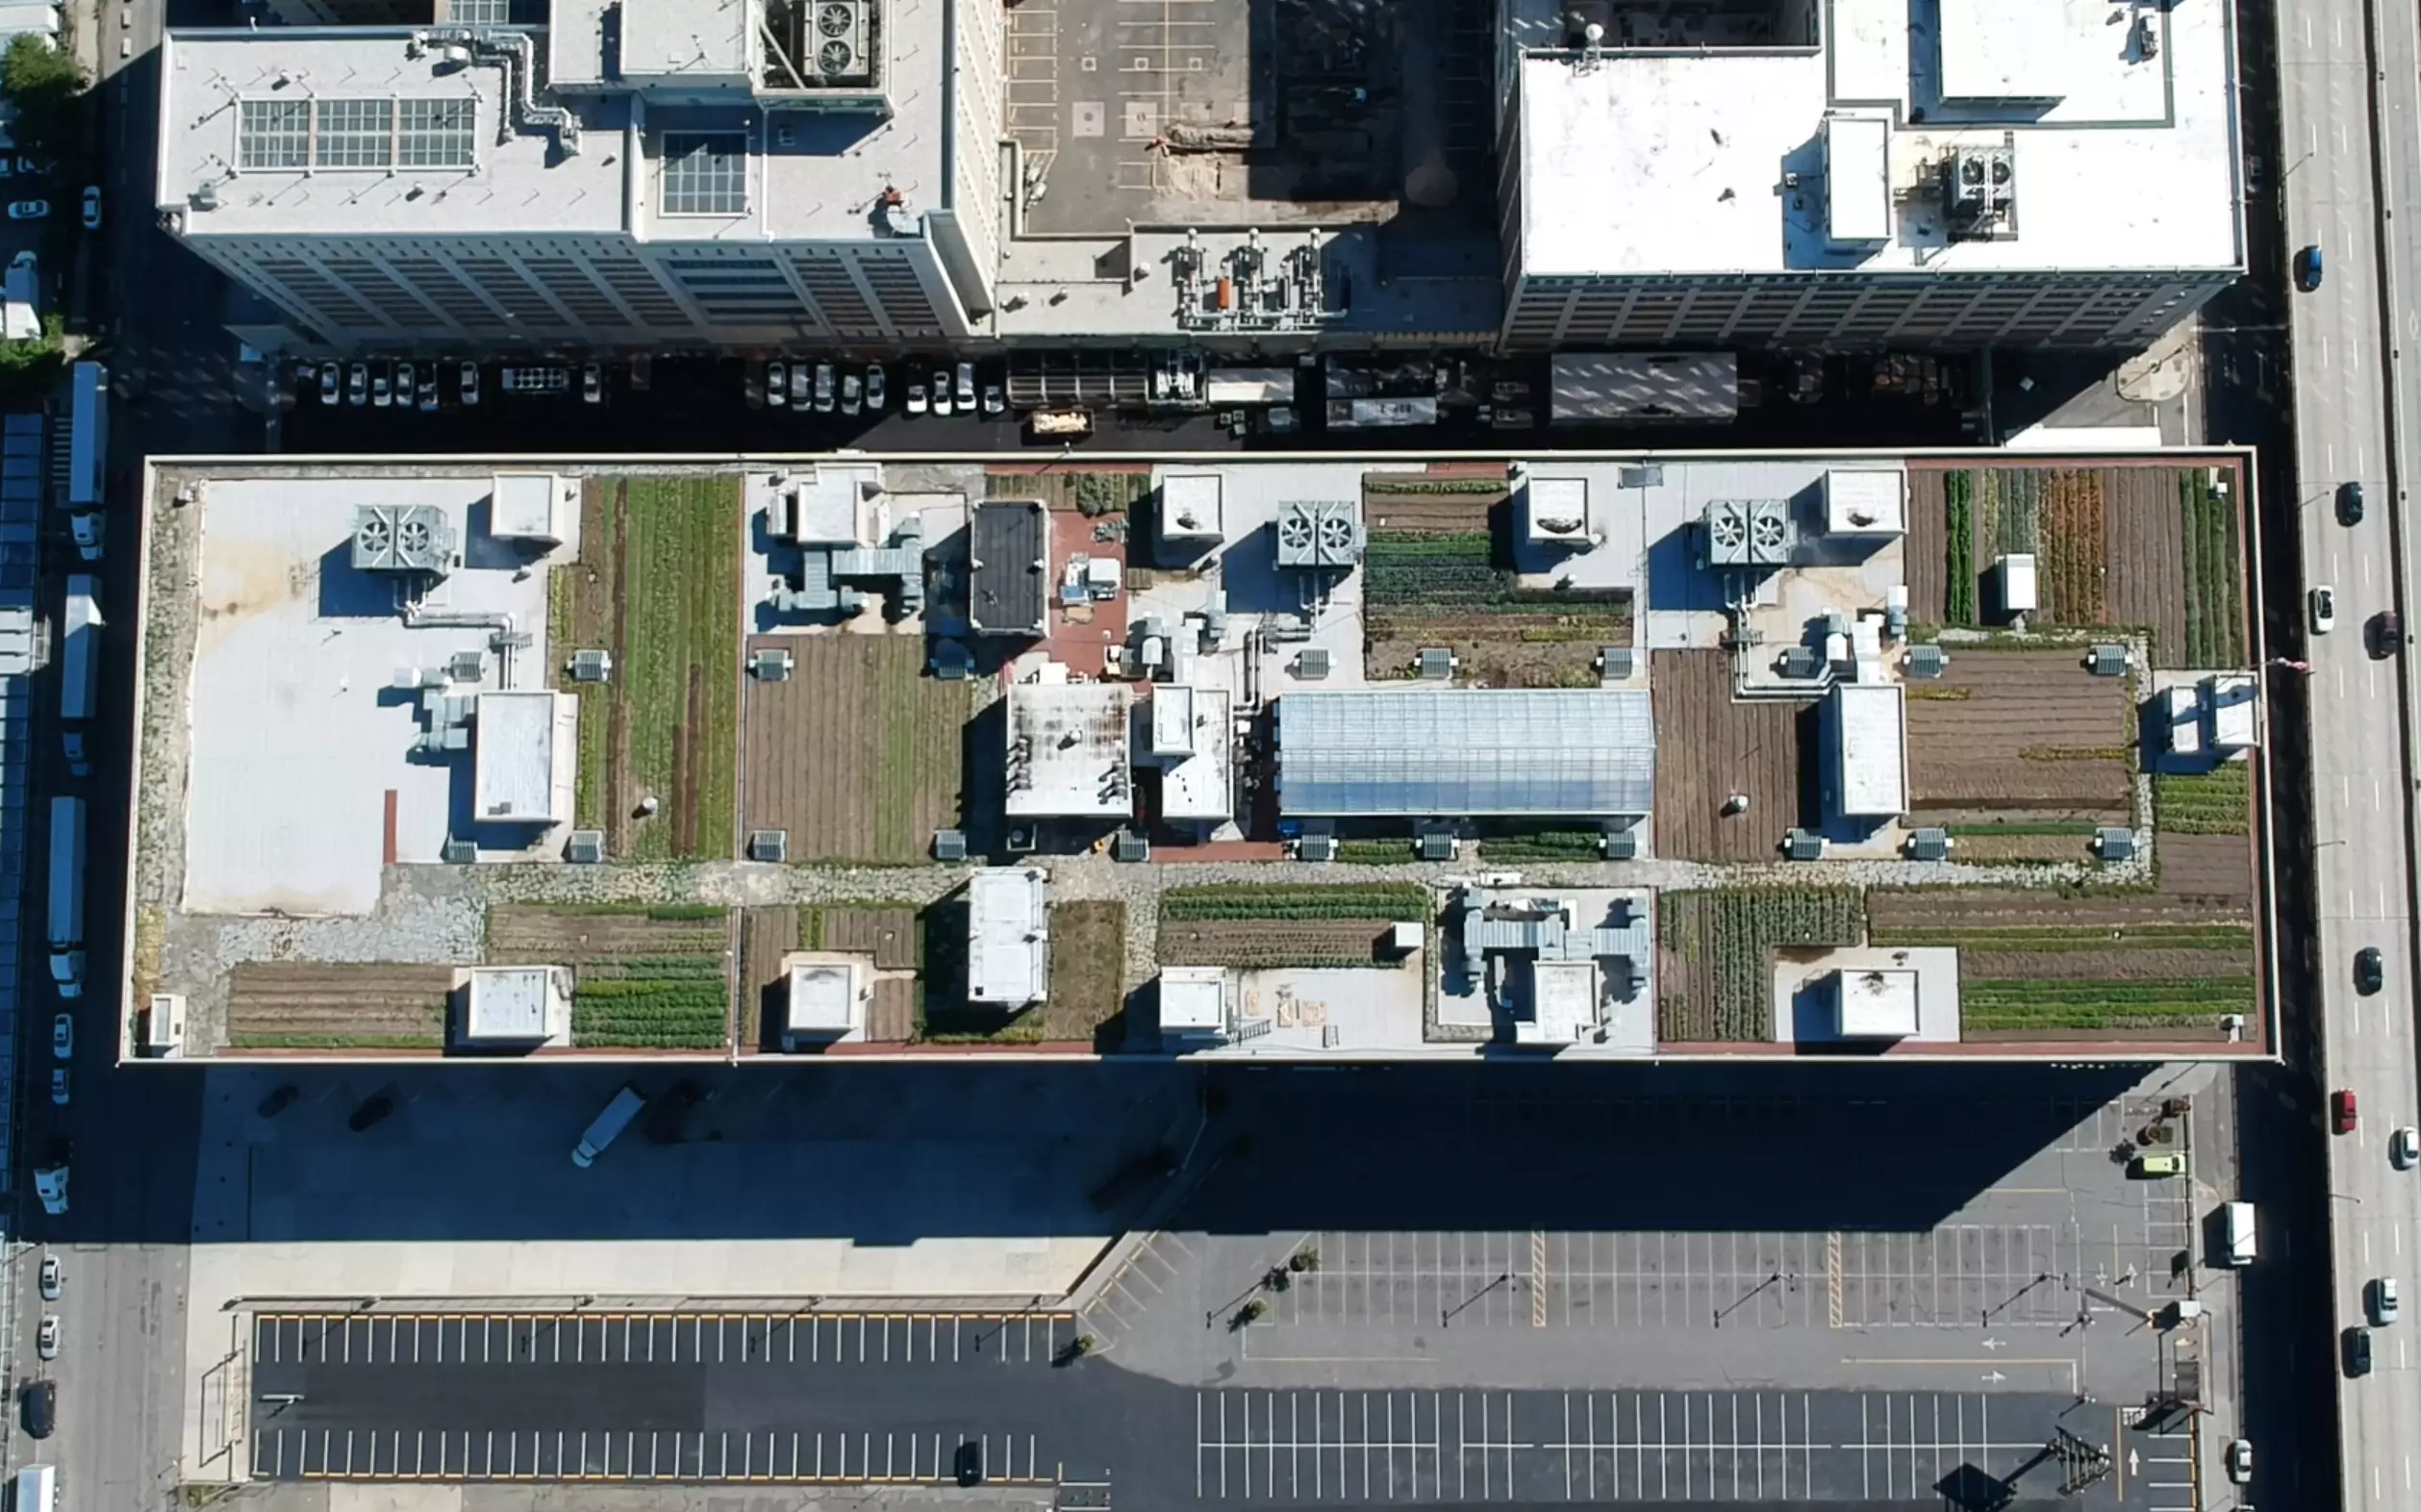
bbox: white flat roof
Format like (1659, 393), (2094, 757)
(968, 868), (1048, 1007)
(1517, 0), (2239, 278)
(1161, 474), (1224, 541)
(1824, 115), (1892, 243)
(1940, 0), (2074, 101)
(473, 691), (571, 823)
(1824, 469), (1906, 536)
(491, 473), (566, 542)
(1835, 967), (1920, 1038)
(1006, 681), (1132, 818)
(465, 966), (556, 1042)
(1156, 686), (1233, 822)
(1830, 683), (1907, 819)
(1159, 966), (1228, 1031)
(788, 961), (862, 1033)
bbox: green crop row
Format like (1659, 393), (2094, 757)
(1945, 472), (1977, 625)
(1477, 830), (1606, 859)
(2180, 471), (2245, 666)
(1162, 883), (1431, 921)
(1869, 924), (2253, 949)
(2155, 766), (2250, 835)
(1960, 975), (2254, 1030)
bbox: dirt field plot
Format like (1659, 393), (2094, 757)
(1653, 888), (1865, 1044)
(1906, 652), (2132, 819)
(1045, 901), (1128, 1044)
(868, 977), (917, 1042)
(744, 635), (971, 865)
(736, 905), (798, 1050)
(225, 963), (456, 1050)
(489, 905), (733, 1050)
(1867, 881), (2254, 1040)
(1359, 475), (1507, 535)
(1363, 532), (1630, 687)
(552, 475), (743, 860)
(1650, 650), (1803, 861)
(1158, 919), (1397, 968)
(1908, 464), (2241, 664)
(806, 905), (921, 970)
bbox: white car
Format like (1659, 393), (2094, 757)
(36, 1316), (57, 1361)
(395, 362), (416, 407)
(930, 369), (953, 416)
(318, 361), (339, 403)
(79, 186), (98, 229)
(347, 362), (368, 406)
(865, 365), (886, 411)
(7, 200), (46, 220)
(371, 366), (392, 408)
(2311, 584), (2337, 634)
(905, 380), (928, 416)
(841, 371), (862, 416)
(582, 362), (602, 404)
(38, 1254), (59, 1300)
(2393, 1125), (2418, 1170)
(48, 1068), (66, 1106)
(767, 360), (788, 407)
(981, 383), (1007, 418)
(2225, 1438), (2252, 1484)
(814, 362), (836, 413)
(458, 360), (480, 406)
(955, 361), (975, 411)
(50, 1014), (70, 1060)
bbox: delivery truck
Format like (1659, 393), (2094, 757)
(47, 795), (83, 998)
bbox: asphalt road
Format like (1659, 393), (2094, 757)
(2271, 0), (2421, 1499)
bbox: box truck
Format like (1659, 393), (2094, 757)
(47, 795), (83, 998)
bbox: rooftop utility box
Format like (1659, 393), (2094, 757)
(1822, 113), (1892, 243)
(1159, 474), (1225, 545)
(2095, 827), (2137, 861)
(1998, 553), (2038, 616)
(785, 959), (867, 1045)
(1832, 967), (1919, 1039)
(1822, 469), (1906, 536)
(456, 965), (570, 1047)
(144, 993), (187, 1056)
(1525, 476), (1591, 545)
(971, 500), (1050, 637)
(490, 472), (570, 542)
(968, 868), (1049, 1006)
(1905, 827), (1953, 861)
(472, 691), (578, 824)
(1906, 644), (1949, 678)
(2089, 644), (2129, 676)
(1296, 834), (1337, 862)
(1158, 966), (1230, 1036)
(565, 829), (606, 863)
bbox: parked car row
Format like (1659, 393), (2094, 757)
(764, 358), (1006, 418)
(311, 360), (616, 410)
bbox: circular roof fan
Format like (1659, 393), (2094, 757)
(819, 38), (856, 72)
(1707, 507), (1745, 553)
(818, 2), (853, 35)
(1277, 511), (1315, 555)
(1751, 511), (1787, 553)
(356, 512), (393, 557)
(397, 516), (436, 558)
(1317, 511), (1355, 556)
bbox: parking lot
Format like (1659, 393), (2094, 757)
(1191, 1388), (2152, 1506)
(253, 1309), (1076, 1371)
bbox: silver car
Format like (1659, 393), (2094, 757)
(36, 1316), (57, 1360)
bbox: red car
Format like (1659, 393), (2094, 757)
(2334, 1088), (2359, 1134)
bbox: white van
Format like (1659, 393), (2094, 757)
(17, 1463), (55, 1512)
(2223, 1200), (2257, 1266)
(571, 1085), (647, 1169)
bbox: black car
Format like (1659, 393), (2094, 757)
(20, 1379), (53, 1438)
(2297, 244), (2326, 291)
(2340, 480), (2366, 525)
(2358, 947), (2385, 995)
(2371, 609), (2404, 660)
(346, 1090), (397, 1132)
(954, 1440), (986, 1487)
(2346, 1324), (2375, 1376)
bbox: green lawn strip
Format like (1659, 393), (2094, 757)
(1940, 821), (2104, 838)
(1870, 925), (2253, 949)
(1960, 976), (2255, 1031)
(1332, 840), (1411, 864)
(617, 476), (742, 861)
(1477, 829), (1606, 859)
(1161, 882), (1432, 921)
(226, 1032), (449, 1049)
(1945, 472), (1976, 624)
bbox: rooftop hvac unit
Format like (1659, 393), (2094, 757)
(1701, 499), (1792, 567)
(749, 828), (790, 863)
(2094, 827), (2137, 861)
(1274, 500), (1364, 568)
(1905, 827), (1953, 862)
(565, 830), (607, 863)
(1417, 647), (1455, 681)
(1114, 830), (1151, 863)
(1296, 646), (1331, 680)
(1617, 465), (1665, 490)
(441, 837), (478, 864)
(751, 647), (796, 681)
(1778, 646), (1824, 679)
(811, 0), (870, 78)
(569, 648), (614, 684)
(1597, 645), (1634, 680)
(2088, 644), (2129, 677)
(1906, 644), (1948, 679)
(1296, 834), (1337, 862)
(447, 649), (487, 684)
(1417, 832), (1456, 862)
(1601, 828), (1639, 861)
(1783, 829), (1824, 861)
(350, 503), (455, 575)
(932, 828), (968, 861)
(1943, 141), (2018, 239)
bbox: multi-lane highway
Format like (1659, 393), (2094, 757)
(2277, 0), (2421, 1499)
